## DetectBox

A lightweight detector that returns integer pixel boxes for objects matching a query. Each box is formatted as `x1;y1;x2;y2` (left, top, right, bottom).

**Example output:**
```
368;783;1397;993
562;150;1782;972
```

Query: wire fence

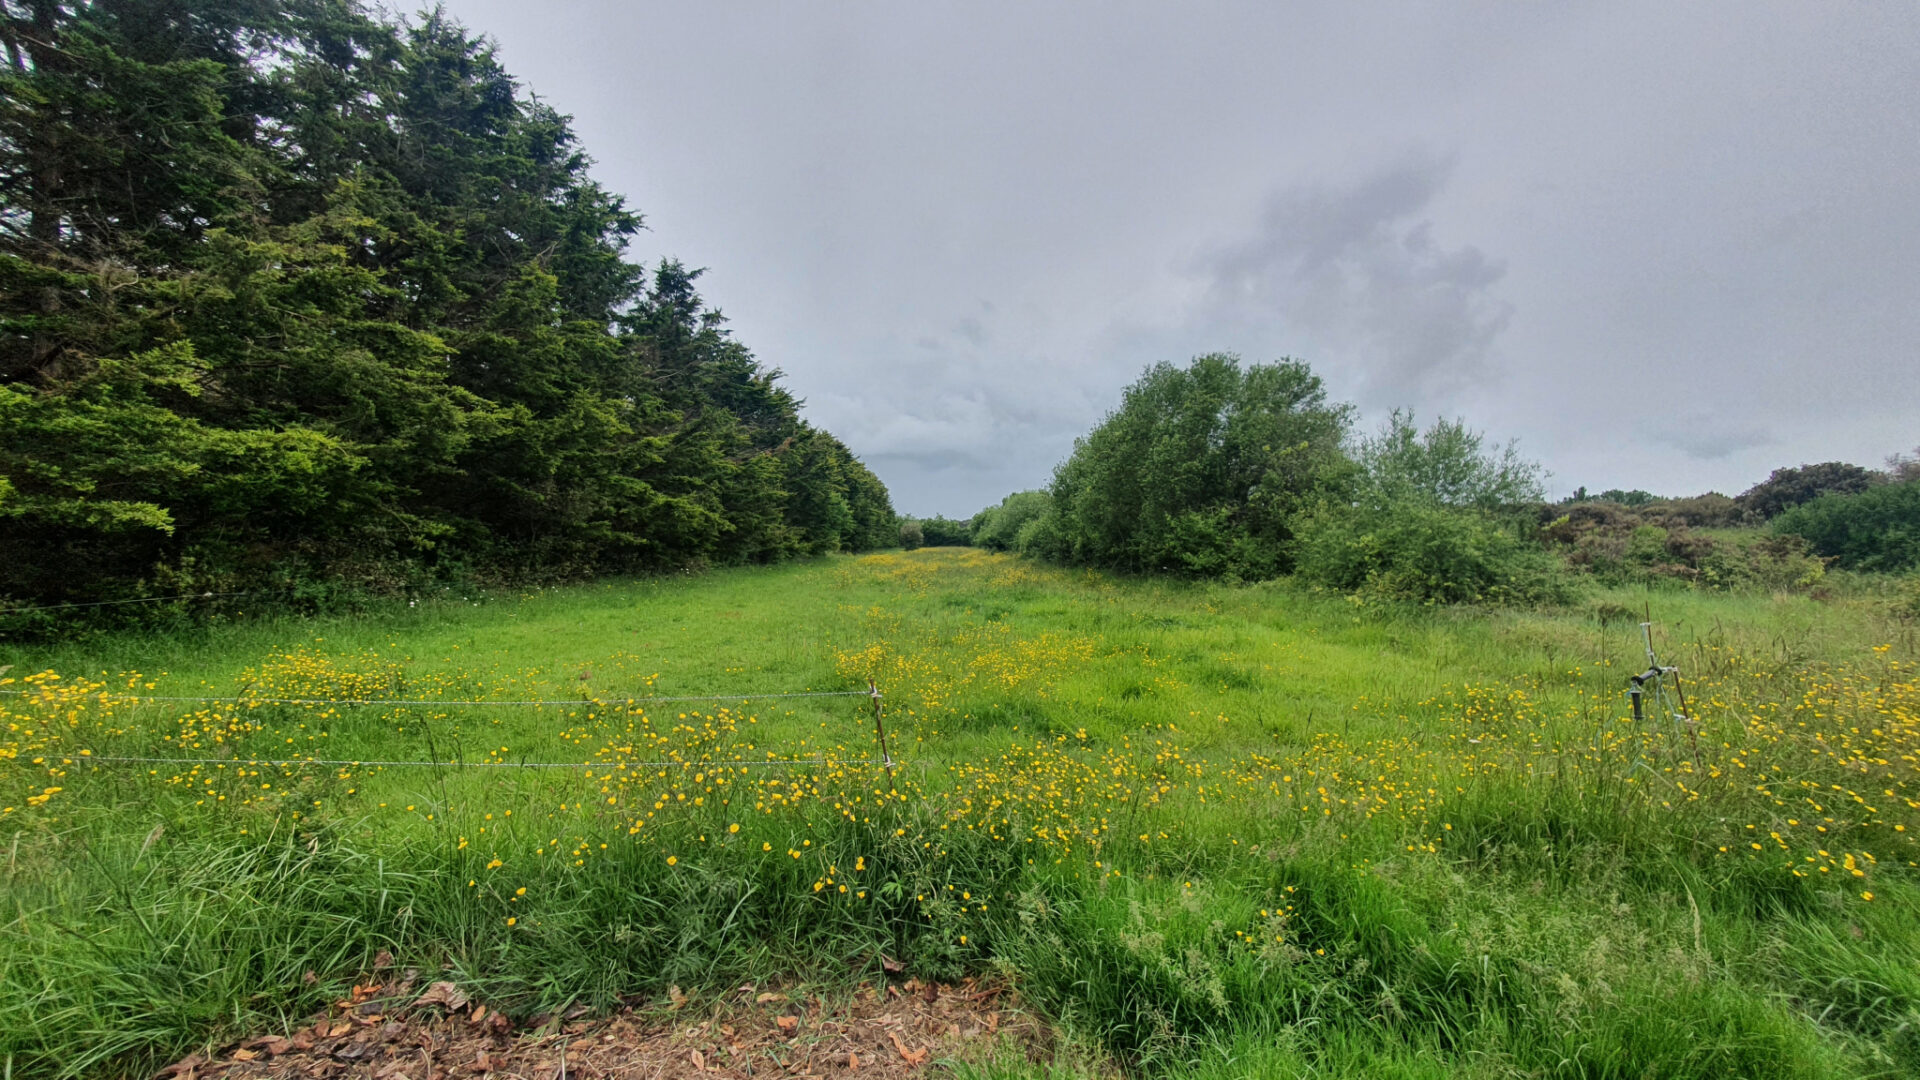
71;753;900;771
0;688;875;708
5;683;897;773
0;590;253;615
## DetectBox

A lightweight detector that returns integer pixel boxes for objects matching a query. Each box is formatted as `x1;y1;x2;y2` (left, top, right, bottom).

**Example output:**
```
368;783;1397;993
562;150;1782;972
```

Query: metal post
869;680;895;784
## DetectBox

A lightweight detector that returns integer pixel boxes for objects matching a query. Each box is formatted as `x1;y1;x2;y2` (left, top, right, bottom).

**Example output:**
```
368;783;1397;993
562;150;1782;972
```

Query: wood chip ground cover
161;977;1064;1079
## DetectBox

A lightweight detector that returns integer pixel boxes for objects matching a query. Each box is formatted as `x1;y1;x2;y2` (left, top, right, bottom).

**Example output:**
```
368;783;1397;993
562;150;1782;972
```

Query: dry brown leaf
775;1015;798;1032
849;1050;860;1070
690;1048;706;1071
373;949;394;970
888;1031;929;1065
668;985;688;1009
755;991;785;1003
414;981;470;1011
469;1004;487;1024
880;955;905;974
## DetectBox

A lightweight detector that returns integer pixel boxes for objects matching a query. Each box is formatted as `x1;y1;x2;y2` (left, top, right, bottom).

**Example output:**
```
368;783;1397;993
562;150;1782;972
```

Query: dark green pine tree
0;1;894;616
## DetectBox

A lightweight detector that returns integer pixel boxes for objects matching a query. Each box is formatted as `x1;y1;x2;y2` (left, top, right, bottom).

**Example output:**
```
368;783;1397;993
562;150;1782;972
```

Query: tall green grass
3;551;1917;1077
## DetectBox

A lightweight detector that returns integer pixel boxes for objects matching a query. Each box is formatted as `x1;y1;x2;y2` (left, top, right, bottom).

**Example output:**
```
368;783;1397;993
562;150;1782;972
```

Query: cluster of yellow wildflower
5;610;1915;914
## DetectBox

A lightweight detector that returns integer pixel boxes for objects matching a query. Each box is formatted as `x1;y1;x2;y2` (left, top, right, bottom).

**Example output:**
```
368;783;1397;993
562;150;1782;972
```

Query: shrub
899;520;925;550
970;491;1051;552
1045;353;1352;578
916;516;974;547
1355;409;1544;509
1295;413;1565;605
1296;498;1568;605
1540;503;1826;589
1738;462;1880;519
1013;508;1065;559
1772;480;1920;571
1652;492;1743;527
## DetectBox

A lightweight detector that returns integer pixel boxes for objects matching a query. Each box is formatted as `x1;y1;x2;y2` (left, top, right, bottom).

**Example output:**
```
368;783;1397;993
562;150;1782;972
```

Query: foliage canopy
1773;480;1920;572
1041;353;1352;579
0;0;893;615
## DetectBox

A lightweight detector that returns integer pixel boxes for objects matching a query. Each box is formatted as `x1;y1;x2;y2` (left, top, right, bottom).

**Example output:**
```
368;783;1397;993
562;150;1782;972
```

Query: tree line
916;353;1919;603
0;1;894;619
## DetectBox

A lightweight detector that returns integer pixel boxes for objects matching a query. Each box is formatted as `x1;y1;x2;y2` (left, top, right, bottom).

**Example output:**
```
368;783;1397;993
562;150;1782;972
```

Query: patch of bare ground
158;972;1067;1080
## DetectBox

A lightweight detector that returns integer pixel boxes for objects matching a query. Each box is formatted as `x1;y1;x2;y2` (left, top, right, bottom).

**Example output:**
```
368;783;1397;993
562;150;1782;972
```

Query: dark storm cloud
1191;153;1513;405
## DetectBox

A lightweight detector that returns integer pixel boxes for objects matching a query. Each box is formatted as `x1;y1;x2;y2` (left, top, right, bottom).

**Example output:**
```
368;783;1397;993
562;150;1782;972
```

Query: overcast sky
441;1;1920;517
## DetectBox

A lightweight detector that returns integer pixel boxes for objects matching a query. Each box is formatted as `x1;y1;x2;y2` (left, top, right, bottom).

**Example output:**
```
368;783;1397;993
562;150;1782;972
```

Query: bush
1772;480;1920;571
899;520;925;550
970;491;1051;552
1652;492;1744;527
1013;507;1065;559
1738;462;1880;520
1355;409;1544;508
1296;499;1568;605
915;516;974;547
1295;413;1565;605
1539;503;1826;590
1044;353;1351;578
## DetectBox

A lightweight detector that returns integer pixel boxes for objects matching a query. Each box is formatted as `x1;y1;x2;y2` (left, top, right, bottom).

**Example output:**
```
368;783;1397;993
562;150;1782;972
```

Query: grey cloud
804;305;1102;511
1191;153;1512;406
1639;414;1777;461
443;1;1920;514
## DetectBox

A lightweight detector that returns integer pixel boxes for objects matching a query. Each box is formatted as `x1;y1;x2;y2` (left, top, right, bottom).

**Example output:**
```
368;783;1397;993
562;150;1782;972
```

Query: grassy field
4;548;1919;1077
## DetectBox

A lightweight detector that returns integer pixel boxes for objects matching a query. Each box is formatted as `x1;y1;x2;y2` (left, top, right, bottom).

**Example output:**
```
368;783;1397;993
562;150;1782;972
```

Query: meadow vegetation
5;549;1920;1078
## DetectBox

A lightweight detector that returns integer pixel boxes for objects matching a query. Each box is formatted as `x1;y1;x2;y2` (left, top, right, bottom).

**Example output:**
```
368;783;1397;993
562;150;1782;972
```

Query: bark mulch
157;972;1059;1080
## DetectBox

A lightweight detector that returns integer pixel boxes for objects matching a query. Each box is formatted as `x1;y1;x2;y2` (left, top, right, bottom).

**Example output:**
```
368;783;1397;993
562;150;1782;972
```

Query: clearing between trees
4;549;1918;1078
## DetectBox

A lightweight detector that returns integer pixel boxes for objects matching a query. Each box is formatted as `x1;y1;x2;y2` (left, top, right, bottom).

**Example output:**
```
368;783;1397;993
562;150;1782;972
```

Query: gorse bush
0;2;894;620
1774;480;1920;571
1540;502;1828;590
1739;461;1882;519
1043;353;1351;579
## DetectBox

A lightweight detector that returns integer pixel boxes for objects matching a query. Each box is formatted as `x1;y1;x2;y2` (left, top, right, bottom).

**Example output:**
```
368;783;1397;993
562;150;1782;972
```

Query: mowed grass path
4;549;1918;1078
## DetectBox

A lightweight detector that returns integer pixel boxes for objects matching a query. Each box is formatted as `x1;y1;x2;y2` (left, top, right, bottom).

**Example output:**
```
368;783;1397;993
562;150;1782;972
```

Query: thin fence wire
0;688;876;707
70;754;900;771
0;590;253;614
